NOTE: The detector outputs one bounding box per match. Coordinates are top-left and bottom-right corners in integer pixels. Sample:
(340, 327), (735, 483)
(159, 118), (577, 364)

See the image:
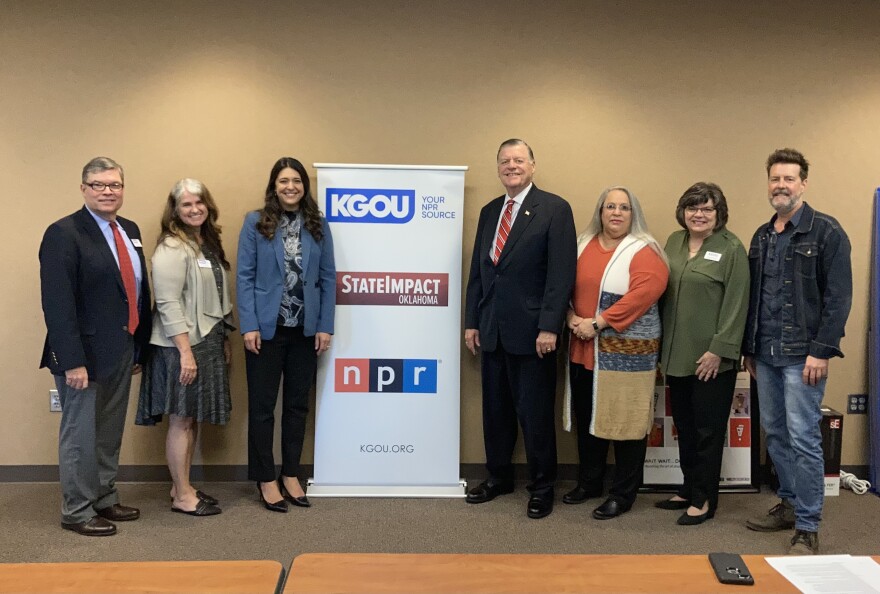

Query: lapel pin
(524, 210), (531, 216)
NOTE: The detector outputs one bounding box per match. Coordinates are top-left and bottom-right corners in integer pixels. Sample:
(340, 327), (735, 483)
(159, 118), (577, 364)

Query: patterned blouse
(277, 210), (305, 327)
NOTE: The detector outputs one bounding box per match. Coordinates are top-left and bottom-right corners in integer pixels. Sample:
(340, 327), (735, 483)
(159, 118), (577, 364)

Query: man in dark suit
(39, 157), (152, 536)
(464, 139), (577, 519)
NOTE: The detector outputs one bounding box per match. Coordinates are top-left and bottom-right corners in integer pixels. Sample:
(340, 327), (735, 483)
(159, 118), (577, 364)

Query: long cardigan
(564, 233), (663, 440)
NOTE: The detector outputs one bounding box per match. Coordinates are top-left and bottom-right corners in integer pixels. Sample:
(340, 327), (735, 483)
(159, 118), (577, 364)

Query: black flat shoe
(280, 482), (311, 508)
(257, 483), (288, 513)
(592, 498), (631, 520)
(465, 480), (514, 504)
(171, 500), (222, 517)
(677, 509), (712, 525)
(655, 498), (690, 510)
(170, 490), (219, 506)
(195, 490), (219, 505)
(562, 485), (602, 505)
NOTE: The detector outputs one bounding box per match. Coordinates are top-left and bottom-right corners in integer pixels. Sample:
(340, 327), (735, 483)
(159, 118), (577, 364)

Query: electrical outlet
(49, 389), (61, 412)
(847, 394), (868, 415)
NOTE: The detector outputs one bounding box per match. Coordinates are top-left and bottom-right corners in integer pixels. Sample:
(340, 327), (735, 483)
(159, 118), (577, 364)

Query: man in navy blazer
(464, 139), (577, 519)
(39, 157), (152, 536)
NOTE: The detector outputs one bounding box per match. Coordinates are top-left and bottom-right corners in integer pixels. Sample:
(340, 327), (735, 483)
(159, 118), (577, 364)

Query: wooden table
(284, 553), (880, 593)
(0, 560), (284, 594)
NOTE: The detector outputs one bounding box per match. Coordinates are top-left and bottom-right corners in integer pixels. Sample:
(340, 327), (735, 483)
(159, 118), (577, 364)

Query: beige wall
(2, 1), (878, 468)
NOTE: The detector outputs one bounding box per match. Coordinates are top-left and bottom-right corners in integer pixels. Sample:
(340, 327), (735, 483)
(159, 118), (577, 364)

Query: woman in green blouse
(657, 182), (749, 525)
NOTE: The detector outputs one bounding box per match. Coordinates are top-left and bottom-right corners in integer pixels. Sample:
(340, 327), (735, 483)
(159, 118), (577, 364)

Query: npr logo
(335, 358), (437, 393)
(326, 188), (416, 224)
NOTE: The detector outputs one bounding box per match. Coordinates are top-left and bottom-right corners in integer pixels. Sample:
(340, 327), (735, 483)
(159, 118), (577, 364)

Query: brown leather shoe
(96, 503), (140, 522)
(61, 516), (117, 536)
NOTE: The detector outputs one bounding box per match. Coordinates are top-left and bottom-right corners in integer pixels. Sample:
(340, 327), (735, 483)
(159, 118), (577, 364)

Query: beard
(770, 191), (801, 214)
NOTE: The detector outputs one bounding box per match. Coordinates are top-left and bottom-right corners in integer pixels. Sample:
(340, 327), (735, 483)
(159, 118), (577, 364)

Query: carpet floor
(1, 482), (878, 565)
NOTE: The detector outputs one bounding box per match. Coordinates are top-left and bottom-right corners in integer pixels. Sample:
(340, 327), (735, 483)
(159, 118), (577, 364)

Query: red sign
(336, 272), (448, 306)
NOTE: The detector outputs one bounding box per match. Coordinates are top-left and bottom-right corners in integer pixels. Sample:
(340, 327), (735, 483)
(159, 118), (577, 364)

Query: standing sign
(643, 372), (760, 492)
(308, 164), (467, 497)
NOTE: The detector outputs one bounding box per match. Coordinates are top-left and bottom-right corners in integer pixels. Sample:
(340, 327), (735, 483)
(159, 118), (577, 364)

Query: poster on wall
(308, 163), (467, 497)
(643, 372), (760, 492)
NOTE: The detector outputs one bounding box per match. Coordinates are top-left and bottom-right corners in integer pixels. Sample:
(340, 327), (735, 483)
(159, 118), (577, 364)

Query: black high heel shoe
(257, 482), (288, 513)
(280, 480), (311, 508)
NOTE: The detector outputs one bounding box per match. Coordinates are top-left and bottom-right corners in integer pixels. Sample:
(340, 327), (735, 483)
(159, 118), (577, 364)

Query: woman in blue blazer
(237, 157), (336, 512)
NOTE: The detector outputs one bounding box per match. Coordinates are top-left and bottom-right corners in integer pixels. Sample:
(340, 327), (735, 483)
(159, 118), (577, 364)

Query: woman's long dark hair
(256, 157), (324, 241)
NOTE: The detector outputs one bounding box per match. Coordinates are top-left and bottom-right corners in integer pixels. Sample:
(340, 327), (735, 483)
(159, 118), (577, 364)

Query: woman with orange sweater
(563, 186), (668, 520)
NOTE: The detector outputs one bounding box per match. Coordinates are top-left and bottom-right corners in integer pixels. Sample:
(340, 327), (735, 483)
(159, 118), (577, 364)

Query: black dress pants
(667, 369), (737, 513)
(570, 363), (647, 507)
(246, 325), (317, 482)
(481, 346), (558, 496)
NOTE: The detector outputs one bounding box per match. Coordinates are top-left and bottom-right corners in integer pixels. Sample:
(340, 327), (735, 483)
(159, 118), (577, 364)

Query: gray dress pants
(54, 340), (133, 524)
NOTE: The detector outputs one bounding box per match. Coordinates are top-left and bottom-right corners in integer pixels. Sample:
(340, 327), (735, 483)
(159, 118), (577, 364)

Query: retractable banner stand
(869, 188), (880, 495)
(308, 164), (467, 497)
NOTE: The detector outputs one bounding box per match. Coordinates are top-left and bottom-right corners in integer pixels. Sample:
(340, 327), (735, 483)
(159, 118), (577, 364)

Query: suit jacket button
(122, 325), (128, 331)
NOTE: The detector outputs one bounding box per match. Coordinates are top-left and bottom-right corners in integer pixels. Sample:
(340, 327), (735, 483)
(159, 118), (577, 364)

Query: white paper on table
(765, 554), (880, 593)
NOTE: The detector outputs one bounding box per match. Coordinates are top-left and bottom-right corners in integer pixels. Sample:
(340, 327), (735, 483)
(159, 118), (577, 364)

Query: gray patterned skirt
(136, 322), (231, 426)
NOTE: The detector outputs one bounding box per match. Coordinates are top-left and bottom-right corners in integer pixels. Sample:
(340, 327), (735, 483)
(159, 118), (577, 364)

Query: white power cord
(840, 470), (872, 494)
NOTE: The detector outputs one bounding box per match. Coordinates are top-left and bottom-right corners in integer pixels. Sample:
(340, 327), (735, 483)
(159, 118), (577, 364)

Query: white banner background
(309, 164), (466, 496)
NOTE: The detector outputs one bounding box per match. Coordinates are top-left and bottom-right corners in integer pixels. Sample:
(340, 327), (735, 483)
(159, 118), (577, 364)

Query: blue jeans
(756, 360), (826, 532)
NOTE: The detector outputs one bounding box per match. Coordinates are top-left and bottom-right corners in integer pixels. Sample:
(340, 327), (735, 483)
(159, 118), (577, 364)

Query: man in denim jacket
(742, 148), (852, 555)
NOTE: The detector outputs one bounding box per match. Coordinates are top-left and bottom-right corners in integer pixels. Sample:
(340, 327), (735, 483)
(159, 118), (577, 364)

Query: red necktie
(110, 221), (139, 335)
(492, 199), (515, 265)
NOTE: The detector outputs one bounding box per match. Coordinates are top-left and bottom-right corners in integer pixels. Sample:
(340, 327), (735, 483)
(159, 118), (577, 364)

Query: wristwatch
(591, 319), (600, 331)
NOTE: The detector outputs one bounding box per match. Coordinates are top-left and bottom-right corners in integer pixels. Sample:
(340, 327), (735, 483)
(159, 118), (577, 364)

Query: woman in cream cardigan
(137, 179), (233, 517)
(563, 186), (668, 520)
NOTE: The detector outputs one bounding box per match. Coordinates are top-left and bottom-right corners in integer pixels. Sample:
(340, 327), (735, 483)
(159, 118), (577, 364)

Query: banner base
(306, 479), (467, 498)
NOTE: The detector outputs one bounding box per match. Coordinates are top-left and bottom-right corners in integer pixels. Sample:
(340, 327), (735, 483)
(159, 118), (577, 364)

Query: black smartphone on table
(708, 552), (755, 586)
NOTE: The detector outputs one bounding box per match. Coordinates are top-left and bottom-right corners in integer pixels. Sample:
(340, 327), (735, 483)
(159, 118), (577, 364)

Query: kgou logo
(326, 188), (416, 223)
(335, 359), (437, 393)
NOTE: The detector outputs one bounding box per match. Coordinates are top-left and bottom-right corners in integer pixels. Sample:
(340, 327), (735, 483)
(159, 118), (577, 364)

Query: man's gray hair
(81, 156), (124, 183)
(496, 138), (535, 162)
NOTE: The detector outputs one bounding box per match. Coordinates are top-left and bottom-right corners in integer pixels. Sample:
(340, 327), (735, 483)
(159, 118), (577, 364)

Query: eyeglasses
(604, 203), (631, 212)
(685, 205), (716, 215)
(84, 181), (124, 192)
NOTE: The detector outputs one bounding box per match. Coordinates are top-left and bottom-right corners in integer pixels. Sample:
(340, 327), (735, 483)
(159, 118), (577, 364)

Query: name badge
(131, 238), (142, 248)
(197, 258), (212, 268)
(704, 251), (722, 262)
